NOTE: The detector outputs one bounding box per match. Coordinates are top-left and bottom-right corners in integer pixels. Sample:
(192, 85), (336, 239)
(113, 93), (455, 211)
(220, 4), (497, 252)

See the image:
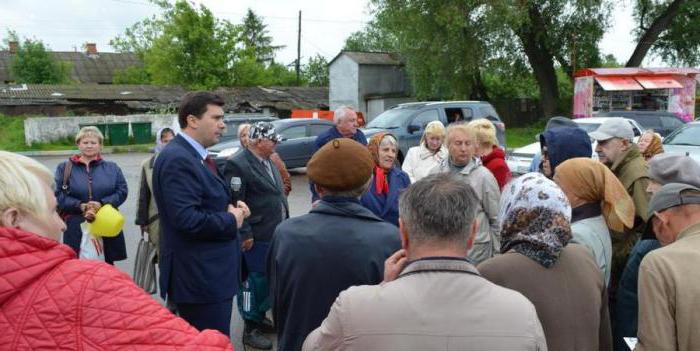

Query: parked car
(662, 121), (700, 164)
(506, 117), (644, 176)
(220, 115), (277, 143)
(361, 101), (506, 163)
(209, 118), (335, 169)
(594, 111), (686, 137)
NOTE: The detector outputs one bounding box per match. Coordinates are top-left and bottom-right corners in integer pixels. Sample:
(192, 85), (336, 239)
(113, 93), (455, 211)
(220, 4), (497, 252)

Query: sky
(1, 0), (664, 67)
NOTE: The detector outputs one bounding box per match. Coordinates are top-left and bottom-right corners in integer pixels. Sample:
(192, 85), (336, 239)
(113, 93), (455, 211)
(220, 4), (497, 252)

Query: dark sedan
(209, 118), (335, 169)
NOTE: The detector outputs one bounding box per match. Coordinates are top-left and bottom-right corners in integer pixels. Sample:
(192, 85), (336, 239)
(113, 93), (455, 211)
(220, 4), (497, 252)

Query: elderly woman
(238, 123), (292, 196)
(554, 158), (635, 286)
(360, 133), (411, 226)
(637, 130), (664, 161)
(539, 126), (592, 178)
(401, 121), (447, 183)
(54, 126), (128, 265)
(0, 151), (233, 349)
(467, 119), (511, 190)
(478, 173), (612, 351)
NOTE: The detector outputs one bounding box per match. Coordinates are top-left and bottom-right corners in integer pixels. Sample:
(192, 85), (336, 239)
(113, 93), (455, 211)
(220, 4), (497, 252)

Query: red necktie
(205, 155), (218, 175)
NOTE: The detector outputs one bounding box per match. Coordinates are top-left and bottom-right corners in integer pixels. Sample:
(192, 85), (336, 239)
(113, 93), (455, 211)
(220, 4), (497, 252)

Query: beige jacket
(401, 144), (448, 183)
(303, 258), (547, 351)
(430, 158), (501, 264)
(636, 221), (700, 351)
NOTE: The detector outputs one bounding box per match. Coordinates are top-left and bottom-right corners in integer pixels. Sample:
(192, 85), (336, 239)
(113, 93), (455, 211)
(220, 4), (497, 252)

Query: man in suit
(153, 91), (250, 336)
(224, 122), (289, 350)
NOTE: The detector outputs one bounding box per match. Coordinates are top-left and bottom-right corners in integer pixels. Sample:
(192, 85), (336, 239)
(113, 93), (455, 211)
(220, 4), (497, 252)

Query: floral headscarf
(498, 172), (572, 268)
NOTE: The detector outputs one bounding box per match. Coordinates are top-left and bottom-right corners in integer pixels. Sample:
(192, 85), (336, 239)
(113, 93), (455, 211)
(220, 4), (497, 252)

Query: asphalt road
(35, 152), (312, 350)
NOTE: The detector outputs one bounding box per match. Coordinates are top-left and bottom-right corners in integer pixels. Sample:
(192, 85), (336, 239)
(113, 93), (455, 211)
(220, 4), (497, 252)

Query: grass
(0, 115), (154, 152)
(505, 120), (548, 149)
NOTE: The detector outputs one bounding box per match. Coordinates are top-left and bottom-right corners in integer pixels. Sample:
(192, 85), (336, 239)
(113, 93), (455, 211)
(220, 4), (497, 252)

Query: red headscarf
(367, 132), (397, 195)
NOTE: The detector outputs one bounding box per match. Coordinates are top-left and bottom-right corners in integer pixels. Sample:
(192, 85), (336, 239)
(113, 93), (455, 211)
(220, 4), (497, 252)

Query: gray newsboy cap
(590, 118), (634, 141)
(648, 154), (700, 187)
(648, 183), (700, 218)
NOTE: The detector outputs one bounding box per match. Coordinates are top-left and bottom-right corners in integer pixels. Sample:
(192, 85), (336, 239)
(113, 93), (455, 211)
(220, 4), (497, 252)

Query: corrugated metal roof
(329, 51), (403, 67)
(0, 51), (142, 84)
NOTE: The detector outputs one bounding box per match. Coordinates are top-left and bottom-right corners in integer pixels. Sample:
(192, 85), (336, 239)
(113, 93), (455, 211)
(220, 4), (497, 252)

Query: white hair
(333, 106), (356, 124)
(379, 134), (398, 148)
(0, 151), (54, 219)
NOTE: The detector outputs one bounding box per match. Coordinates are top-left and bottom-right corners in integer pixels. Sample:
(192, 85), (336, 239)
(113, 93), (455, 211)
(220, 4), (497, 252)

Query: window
(309, 123), (332, 136)
(412, 109), (439, 128)
(661, 117), (685, 130)
(665, 125), (700, 146)
(279, 125), (307, 140)
(461, 108), (474, 120)
(445, 108), (464, 123)
(480, 106), (498, 120)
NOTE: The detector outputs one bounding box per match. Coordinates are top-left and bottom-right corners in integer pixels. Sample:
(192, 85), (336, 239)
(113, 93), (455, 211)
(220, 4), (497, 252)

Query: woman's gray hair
(399, 173), (478, 245)
(379, 134), (398, 148)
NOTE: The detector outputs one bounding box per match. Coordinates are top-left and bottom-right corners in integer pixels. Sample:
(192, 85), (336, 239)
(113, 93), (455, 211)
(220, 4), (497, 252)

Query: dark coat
(360, 167), (410, 226)
(268, 197), (400, 351)
(55, 156), (128, 262)
(152, 134), (240, 303)
(309, 127), (368, 202)
(223, 148), (289, 274)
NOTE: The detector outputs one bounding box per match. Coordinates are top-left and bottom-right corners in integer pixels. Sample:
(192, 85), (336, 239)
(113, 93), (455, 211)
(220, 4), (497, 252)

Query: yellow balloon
(88, 204), (125, 237)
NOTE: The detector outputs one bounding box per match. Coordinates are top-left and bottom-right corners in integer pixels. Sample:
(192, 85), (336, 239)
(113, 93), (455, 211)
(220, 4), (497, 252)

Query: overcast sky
(1, 0), (663, 67)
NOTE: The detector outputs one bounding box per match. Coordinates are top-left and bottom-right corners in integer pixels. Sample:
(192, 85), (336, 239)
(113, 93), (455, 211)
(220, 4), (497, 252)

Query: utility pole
(296, 10), (301, 85)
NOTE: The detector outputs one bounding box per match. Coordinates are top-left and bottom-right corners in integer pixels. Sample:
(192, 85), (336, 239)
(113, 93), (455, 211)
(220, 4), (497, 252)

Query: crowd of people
(1, 91), (700, 350)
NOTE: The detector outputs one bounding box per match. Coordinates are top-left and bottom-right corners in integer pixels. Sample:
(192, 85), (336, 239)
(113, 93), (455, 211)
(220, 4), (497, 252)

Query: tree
(241, 9), (284, 64)
(302, 54), (329, 87)
(7, 33), (70, 84)
(627, 0), (700, 66)
(344, 19), (398, 52)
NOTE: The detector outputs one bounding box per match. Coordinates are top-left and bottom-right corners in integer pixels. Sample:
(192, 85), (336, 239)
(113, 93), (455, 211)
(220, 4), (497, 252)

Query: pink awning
(635, 76), (683, 89)
(595, 76), (644, 91)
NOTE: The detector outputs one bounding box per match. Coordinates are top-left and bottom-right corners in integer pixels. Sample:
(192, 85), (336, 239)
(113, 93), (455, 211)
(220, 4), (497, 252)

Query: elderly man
(590, 118), (651, 292)
(303, 173), (546, 350)
(269, 138), (400, 351)
(223, 122), (289, 350)
(614, 154), (700, 351)
(430, 123), (500, 265)
(237, 123), (291, 196)
(635, 183), (700, 351)
(309, 106), (367, 202)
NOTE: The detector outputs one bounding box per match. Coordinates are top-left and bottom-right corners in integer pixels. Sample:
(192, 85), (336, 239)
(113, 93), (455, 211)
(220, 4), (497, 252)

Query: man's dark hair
(399, 173), (478, 245)
(178, 92), (225, 129)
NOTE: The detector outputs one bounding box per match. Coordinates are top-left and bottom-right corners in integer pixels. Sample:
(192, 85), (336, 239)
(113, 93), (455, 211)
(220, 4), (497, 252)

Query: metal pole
(296, 10), (301, 85)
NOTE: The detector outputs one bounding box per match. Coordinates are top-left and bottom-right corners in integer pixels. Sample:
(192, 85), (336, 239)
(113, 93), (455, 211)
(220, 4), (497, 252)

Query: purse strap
(61, 161), (73, 193)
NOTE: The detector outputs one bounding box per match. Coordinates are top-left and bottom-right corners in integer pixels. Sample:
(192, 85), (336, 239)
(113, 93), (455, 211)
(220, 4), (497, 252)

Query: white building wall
(329, 55), (359, 112)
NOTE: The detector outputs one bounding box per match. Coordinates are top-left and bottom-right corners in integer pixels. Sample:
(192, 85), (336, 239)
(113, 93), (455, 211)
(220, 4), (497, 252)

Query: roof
(0, 51), (142, 84)
(0, 84), (328, 112)
(329, 51), (403, 67)
(574, 67), (700, 78)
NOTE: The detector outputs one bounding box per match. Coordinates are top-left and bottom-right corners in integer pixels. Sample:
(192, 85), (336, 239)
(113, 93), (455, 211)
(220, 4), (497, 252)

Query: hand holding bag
(133, 233), (158, 294)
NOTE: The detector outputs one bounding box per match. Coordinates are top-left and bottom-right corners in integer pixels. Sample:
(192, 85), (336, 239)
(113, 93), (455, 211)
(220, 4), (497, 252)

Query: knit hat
(307, 138), (374, 191)
(648, 154), (700, 187)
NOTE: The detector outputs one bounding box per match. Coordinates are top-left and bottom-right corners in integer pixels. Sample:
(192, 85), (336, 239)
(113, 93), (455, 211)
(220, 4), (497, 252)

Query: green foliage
(302, 54), (329, 87)
(344, 18), (398, 52)
(241, 9), (284, 64)
(635, 0), (700, 65)
(113, 66), (151, 84)
(8, 35), (71, 84)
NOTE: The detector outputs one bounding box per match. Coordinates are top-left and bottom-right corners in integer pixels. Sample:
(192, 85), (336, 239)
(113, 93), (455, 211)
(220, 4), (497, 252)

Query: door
(404, 109), (439, 157)
(275, 124), (308, 168)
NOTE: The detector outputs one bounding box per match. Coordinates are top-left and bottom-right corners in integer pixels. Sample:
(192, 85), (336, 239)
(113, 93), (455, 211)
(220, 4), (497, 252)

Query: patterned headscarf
(498, 172), (572, 268)
(249, 122), (281, 143)
(640, 131), (663, 161)
(367, 132), (398, 194)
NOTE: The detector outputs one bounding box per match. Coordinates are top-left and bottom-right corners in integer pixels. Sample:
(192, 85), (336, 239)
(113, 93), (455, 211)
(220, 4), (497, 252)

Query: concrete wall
(329, 55), (359, 112)
(24, 114), (180, 145)
(358, 65), (410, 116)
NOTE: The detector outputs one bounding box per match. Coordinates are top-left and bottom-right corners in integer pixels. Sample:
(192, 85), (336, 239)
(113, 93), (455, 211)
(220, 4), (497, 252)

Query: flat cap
(644, 183), (700, 238)
(307, 138), (374, 192)
(590, 118), (634, 141)
(648, 154), (700, 187)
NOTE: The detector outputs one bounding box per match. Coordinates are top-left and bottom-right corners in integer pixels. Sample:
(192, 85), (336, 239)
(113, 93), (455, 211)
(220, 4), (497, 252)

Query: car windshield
(664, 125), (700, 146)
(366, 108), (417, 129)
(574, 123), (601, 133)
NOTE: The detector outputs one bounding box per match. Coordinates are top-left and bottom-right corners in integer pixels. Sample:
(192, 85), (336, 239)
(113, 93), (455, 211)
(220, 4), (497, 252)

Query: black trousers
(176, 299), (233, 336)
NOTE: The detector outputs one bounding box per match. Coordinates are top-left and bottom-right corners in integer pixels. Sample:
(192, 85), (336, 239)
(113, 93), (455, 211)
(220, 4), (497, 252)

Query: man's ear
(398, 218), (409, 251)
(466, 219), (479, 251)
(0, 208), (22, 228)
(187, 114), (199, 129)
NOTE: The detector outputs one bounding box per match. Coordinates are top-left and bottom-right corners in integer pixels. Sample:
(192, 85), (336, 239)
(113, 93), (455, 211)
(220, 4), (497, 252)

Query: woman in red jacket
(468, 119), (512, 190)
(0, 151), (234, 351)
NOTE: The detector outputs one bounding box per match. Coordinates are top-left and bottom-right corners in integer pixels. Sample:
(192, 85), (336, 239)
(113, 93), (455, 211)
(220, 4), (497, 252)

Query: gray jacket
(571, 214), (612, 286)
(430, 158), (501, 265)
(303, 257), (547, 351)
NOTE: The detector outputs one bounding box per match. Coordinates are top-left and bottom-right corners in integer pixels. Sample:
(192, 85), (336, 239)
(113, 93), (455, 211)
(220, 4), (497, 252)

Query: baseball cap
(589, 118), (634, 141)
(643, 183), (700, 238)
(248, 122), (281, 143)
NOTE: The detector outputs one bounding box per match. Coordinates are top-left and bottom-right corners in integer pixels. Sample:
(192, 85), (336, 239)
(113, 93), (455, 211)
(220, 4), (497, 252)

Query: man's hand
(236, 201), (251, 219)
(383, 249), (408, 283)
(241, 238), (254, 251)
(228, 204), (245, 228)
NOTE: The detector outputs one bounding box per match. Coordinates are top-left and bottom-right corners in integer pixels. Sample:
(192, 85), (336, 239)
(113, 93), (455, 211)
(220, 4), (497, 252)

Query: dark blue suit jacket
(152, 134), (241, 303)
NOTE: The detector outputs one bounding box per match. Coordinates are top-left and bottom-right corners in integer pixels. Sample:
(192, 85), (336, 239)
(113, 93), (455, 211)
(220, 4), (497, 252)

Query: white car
(662, 121), (700, 164)
(506, 117), (644, 176)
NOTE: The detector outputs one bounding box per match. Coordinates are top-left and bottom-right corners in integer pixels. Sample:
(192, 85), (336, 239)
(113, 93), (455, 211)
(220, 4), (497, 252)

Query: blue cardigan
(360, 167), (410, 226)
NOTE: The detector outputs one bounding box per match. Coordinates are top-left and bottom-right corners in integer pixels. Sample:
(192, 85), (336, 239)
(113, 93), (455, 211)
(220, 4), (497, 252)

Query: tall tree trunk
(516, 4), (560, 118)
(469, 71), (490, 101)
(626, 0), (685, 67)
